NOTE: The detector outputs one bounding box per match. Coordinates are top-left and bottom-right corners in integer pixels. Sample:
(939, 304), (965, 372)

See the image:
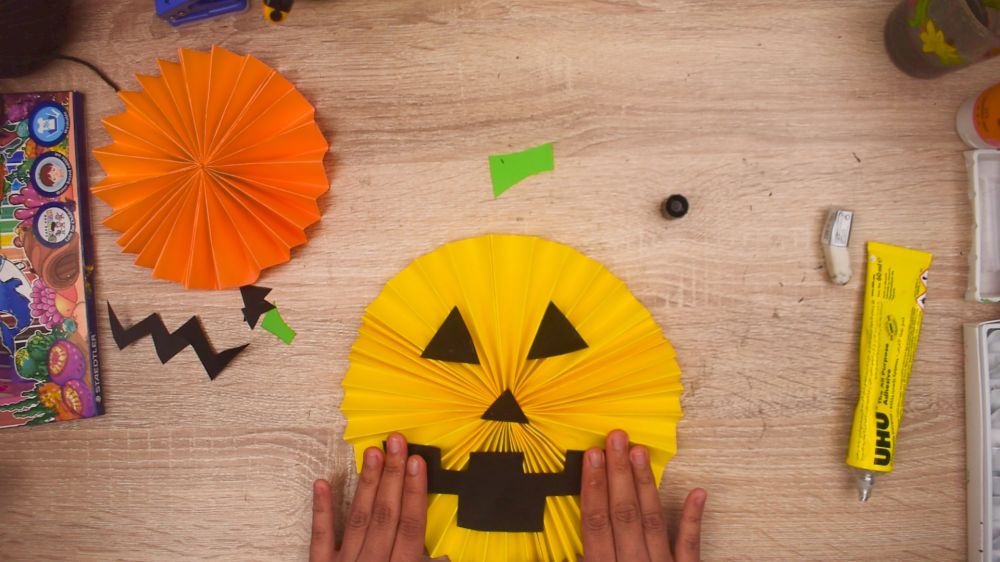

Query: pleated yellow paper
(342, 234), (683, 562)
(91, 46), (328, 289)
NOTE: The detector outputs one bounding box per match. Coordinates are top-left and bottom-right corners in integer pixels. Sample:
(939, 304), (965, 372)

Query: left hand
(310, 433), (428, 562)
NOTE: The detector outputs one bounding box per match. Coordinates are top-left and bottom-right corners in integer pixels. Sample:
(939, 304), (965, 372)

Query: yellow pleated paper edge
(342, 234), (683, 562)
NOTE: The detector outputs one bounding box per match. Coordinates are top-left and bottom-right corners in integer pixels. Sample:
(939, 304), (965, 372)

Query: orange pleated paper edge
(92, 46), (329, 289)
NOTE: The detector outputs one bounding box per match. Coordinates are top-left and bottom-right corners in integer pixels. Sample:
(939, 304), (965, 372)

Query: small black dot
(660, 195), (689, 219)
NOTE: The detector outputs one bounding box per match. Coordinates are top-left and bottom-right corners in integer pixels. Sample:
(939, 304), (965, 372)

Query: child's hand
(310, 433), (427, 562)
(581, 430), (707, 562)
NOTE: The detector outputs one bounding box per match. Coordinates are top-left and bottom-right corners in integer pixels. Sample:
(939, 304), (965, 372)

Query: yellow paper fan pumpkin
(342, 234), (683, 562)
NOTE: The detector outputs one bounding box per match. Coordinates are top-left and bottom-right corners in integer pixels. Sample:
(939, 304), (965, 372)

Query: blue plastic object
(155, 0), (248, 26)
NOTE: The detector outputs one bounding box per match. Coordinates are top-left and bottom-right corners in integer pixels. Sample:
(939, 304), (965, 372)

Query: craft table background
(0, 0), (991, 560)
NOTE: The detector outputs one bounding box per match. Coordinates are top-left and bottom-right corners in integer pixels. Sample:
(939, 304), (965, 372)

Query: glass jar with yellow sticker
(885, 0), (1000, 78)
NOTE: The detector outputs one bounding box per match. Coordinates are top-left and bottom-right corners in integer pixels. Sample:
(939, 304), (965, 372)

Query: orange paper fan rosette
(92, 46), (329, 289)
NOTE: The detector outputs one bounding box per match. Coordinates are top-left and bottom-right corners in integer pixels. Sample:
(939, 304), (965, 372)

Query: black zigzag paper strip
(107, 303), (249, 380)
(240, 285), (276, 329)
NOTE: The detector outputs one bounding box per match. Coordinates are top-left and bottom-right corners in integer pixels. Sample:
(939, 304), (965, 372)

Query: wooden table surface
(0, 1), (995, 560)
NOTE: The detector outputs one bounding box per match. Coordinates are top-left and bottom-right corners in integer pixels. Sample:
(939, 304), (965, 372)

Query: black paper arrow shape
(107, 302), (249, 380)
(240, 285), (276, 329)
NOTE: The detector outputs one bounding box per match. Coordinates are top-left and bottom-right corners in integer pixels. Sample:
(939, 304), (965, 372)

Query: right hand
(581, 430), (707, 562)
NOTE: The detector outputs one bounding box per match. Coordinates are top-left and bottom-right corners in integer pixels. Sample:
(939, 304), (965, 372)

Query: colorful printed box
(0, 91), (102, 427)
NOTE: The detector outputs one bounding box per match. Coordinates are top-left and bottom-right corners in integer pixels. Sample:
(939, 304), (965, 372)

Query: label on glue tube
(846, 242), (931, 474)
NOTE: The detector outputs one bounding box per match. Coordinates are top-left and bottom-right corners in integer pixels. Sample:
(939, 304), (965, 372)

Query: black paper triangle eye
(422, 306), (480, 364)
(526, 302), (588, 360)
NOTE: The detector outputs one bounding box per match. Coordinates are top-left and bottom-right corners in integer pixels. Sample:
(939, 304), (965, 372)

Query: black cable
(55, 54), (121, 92)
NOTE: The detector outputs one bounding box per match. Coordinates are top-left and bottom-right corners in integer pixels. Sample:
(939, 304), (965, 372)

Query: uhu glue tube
(846, 242), (931, 502)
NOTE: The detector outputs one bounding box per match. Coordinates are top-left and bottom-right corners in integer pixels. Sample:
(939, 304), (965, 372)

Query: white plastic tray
(965, 320), (999, 561)
(966, 151), (1000, 302)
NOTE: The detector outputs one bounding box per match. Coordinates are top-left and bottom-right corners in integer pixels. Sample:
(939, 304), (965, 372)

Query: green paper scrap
(488, 143), (554, 198)
(261, 306), (296, 345)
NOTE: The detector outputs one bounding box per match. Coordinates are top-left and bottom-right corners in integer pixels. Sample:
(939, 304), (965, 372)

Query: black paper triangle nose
(526, 302), (588, 360)
(481, 389), (529, 423)
(422, 306), (480, 364)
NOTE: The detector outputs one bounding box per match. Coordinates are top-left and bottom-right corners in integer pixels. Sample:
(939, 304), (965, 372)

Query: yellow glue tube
(846, 242), (931, 502)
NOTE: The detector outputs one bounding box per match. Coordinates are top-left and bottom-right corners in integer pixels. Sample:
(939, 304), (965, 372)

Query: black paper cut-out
(526, 302), (588, 360)
(405, 443), (583, 532)
(240, 285), (276, 329)
(481, 389), (529, 424)
(107, 302), (249, 380)
(421, 306), (479, 364)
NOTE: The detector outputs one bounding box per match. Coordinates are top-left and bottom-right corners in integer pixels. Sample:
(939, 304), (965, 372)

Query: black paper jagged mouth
(394, 442), (585, 533)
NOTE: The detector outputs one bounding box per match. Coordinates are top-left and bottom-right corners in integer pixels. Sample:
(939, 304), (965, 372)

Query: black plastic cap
(661, 195), (689, 219)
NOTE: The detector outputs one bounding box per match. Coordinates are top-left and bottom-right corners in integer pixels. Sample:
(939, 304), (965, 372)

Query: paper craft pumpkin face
(342, 234), (683, 562)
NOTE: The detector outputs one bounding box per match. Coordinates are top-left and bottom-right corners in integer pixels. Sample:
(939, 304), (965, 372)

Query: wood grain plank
(0, 0), (991, 559)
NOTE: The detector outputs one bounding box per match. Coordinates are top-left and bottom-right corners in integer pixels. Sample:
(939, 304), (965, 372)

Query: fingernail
(313, 480), (325, 494)
(364, 448), (379, 467)
(610, 431), (627, 451)
(388, 434), (403, 454)
(630, 447), (649, 467)
(588, 449), (604, 468)
(407, 456), (421, 476)
(695, 490), (707, 507)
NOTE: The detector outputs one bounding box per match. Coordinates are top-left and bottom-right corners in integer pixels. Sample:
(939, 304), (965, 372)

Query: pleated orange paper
(91, 46), (328, 289)
(342, 234), (683, 562)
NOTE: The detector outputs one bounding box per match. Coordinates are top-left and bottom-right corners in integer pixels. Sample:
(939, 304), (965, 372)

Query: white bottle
(957, 83), (1000, 149)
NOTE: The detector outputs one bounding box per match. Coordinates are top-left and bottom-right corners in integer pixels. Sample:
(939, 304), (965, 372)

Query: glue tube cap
(661, 195), (689, 219)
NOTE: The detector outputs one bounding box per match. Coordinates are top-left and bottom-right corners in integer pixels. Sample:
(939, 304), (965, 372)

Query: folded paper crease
(342, 234), (683, 562)
(92, 46), (329, 289)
